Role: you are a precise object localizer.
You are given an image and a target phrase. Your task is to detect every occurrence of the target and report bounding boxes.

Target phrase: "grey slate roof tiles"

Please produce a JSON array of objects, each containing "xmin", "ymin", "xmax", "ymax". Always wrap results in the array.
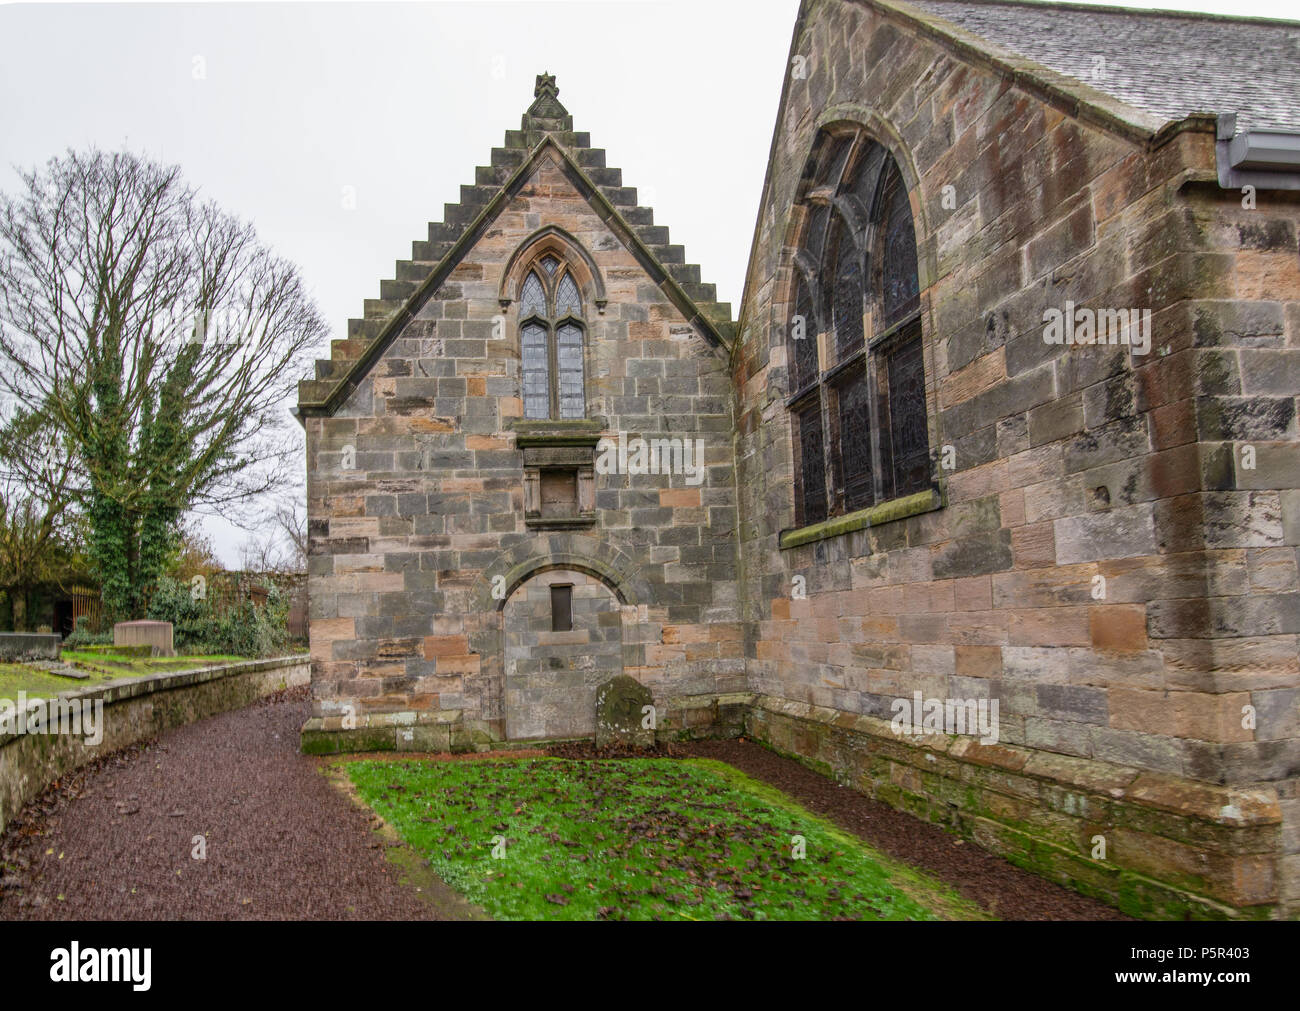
[{"xmin": 907, "ymin": 0, "xmax": 1300, "ymax": 134}]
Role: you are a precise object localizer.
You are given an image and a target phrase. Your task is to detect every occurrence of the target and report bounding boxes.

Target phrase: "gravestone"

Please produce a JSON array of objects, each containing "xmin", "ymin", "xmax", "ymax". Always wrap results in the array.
[
  {"xmin": 595, "ymin": 675, "xmax": 655, "ymax": 748},
  {"xmin": 113, "ymin": 620, "xmax": 174, "ymax": 657},
  {"xmin": 0, "ymin": 633, "xmax": 60, "ymax": 662}
]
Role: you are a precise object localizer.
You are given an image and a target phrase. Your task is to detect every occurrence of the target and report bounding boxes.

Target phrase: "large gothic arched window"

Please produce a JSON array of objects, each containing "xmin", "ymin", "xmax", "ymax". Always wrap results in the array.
[
  {"xmin": 786, "ymin": 129, "xmax": 930, "ymax": 527},
  {"xmin": 520, "ymin": 253, "xmax": 586, "ymax": 420}
]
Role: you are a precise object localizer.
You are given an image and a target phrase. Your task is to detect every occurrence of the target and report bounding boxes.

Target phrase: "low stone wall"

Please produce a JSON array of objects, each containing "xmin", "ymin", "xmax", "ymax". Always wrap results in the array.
[
  {"xmin": 745, "ymin": 695, "xmax": 1285, "ymax": 920},
  {"xmin": 0, "ymin": 633, "xmax": 60, "ymax": 662},
  {"xmin": 300, "ymin": 689, "xmax": 753, "ymax": 754},
  {"xmin": 0, "ymin": 656, "xmax": 310, "ymax": 835}
]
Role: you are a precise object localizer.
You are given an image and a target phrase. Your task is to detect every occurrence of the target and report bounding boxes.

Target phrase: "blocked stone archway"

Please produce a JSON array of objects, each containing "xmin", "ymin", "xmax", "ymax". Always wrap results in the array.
[{"xmin": 503, "ymin": 568, "xmax": 623, "ymax": 741}]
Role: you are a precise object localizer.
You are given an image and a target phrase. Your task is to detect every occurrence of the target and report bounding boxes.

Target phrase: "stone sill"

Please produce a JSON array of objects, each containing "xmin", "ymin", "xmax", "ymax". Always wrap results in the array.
[
  {"xmin": 779, "ymin": 487, "xmax": 942, "ymax": 550},
  {"xmin": 525, "ymin": 513, "xmax": 597, "ymax": 530},
  {"xmin": 511, "ymin": 418, "xmax": 605, "ymax": 448}
]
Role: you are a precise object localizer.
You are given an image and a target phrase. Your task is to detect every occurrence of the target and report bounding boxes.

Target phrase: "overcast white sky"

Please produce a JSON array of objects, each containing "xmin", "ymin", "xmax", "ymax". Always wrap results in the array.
[{"xmin": 1, "ymin": 0, "xmax": 1294, "ymax": 565}]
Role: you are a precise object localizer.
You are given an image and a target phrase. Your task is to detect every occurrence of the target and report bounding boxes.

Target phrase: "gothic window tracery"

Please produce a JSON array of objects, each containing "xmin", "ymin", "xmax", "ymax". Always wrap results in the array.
[
  {"xmin": 787, "ymin": 129, "xmax": 931, "ymax": 526},
  {"xmin": 518, "ymin": 255, "xmax": 586, "ymax": 420}
]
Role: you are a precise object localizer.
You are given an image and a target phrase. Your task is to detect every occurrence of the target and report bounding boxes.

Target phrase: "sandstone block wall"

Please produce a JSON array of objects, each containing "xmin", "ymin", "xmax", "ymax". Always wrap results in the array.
[
  {"xmin": 732, "ymin": 0, "xmax": 1300, "ymax": 916},
  {"xmin": 302, "ymin": 126, "xmax": 743, "ymax": 752},
  {"xmin": 297, "ymin": 6, "xmax": 1299, "ymax": 918}
]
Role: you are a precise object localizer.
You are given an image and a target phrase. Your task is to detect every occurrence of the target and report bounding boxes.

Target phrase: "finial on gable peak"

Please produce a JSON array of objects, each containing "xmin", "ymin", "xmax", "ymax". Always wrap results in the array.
[{"xmin": 524, "ymin": 70, "xmax": 570, "ymax": 128}]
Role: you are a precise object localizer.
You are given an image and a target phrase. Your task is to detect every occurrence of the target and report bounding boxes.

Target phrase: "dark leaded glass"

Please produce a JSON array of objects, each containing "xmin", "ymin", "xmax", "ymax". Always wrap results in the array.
[
  {"xmin": 832, "ymin": 224, "xmax": 865, "ymax": 361},
  {"xmin": 886, "ymin": 332, "xmax": 930, "ymax": 497},
  {"xmin": 555, "ymin": 273, "xmax": 582, "ymax": 317},
  {"xmin": 837, "ymin": 369, "xmax": 873, "ymax": 511},
  {"xmin": 789, "ymin": 131, "xmax": 931, "ymax": 529},
  {"xmin": 556, "ymin": 323, "xmax": 584, "ymax": 419},
  {"xmin": 798, "ymin": 399, "xmax": 827, "ymax": 526},
  {"xmin": 791, "ymin": 276, "xmax": 818, "ymax": 391},
  {"xmin": 540, "ymin": 255, "xmax": 560, "ymax": 275},
  {"xmin": 851, "ymin": 142, "xmax": 886, "ymax": 208},
  {"xmin": 520, "ymin": 271, "xmax": 547, "ymax": 318},
  {"xmin": 521, "ymin": 322, "xmax": 550, "ymax": 419},
  {"xmin": 822, "ymin": 135, "xmax": 854, "ymax": 188},
  {"xmin": 804, "ymin": 203, "xmax": 831, "ymax": 263},
  {"xmin": 881, "ymin": 173, "xmax": 920, "ymax": 328}
]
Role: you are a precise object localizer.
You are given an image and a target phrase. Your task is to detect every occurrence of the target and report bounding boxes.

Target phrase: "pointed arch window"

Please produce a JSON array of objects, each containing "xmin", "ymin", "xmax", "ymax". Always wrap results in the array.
[
  {"xmin": 786, "ymin": 129, "xmax": 931, "ymax": 528},
  {"xmin": 518, "ymin": 258, "xmax": 586, "ymax": 420}
]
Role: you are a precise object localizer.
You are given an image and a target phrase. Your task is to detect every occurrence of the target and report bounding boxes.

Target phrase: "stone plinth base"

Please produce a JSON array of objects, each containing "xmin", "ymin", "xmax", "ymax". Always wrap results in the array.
[
  {"xmin": 300, "ymin": 690, "xmax": 754, "ymax": 755},
  {"xmin": 746, "ymin": 695, "xmax": 1285, "ymax": 921}
]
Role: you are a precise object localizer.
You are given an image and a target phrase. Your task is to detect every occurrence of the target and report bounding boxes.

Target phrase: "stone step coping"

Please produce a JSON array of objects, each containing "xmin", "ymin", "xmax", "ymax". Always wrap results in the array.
[
  {"xmin": 302, "ymin": 131, "xmax": 736, "ymax": 412},
  {"xmin": 751, "ymin": 694, "xmax": 1281, "ymax": 828},
  {"xmin": 0, "ymin": 655, "xmax": 310, "ymax": 748}
]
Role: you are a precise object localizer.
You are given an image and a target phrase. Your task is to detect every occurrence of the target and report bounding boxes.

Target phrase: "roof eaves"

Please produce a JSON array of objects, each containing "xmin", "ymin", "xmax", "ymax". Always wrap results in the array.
[{"xmin": 865, "ymin": 0, "xmax": 1175, "ymax": 146}]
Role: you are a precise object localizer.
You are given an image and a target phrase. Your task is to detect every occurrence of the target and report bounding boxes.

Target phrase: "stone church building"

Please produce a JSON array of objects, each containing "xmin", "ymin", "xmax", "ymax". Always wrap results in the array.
[{"xmin": 297, "ymin": 1, "xmax": 1300, "ymax": 919}]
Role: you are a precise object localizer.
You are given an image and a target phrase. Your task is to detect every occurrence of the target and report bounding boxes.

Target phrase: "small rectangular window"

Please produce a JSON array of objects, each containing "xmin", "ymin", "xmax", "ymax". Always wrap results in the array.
[{"xmin": 550, "ymin": 584, "xmax": 573, "ymax": 632}]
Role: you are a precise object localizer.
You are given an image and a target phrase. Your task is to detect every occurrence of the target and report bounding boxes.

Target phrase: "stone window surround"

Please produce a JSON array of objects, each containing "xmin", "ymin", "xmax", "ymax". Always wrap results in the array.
[
  {"xmin": 499, "ymin": 228, "xmax": 608, "ymax": 424},
  {"xmin": 499, "ymin": 230, "xmax": 609, "ymax": 526},
  {"xmin": 514, "ymin": 419, "xmax": 602, "ymax": 529},
  {"xmin": 783, "ymin": 124, "xmax": 939, "ymax": 549},
  {"xmin": 518, "ymin": 258, "xmax": 587, "ymax": 421}
]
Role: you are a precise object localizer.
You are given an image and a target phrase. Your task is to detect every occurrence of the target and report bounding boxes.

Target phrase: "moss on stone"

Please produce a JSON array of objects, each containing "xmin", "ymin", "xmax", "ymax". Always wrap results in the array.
[{"xmin": 779, "ymin": 488, "xmax": 942, "ymax": 549}]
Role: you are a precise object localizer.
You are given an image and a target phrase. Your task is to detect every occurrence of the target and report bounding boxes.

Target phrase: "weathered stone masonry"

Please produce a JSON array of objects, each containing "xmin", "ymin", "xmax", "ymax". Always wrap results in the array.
[
  {"xmin": 299, "ymin": 4, "xmax": 1300, "ymax": 920},
  {"xmin": 733, "ymin": 0, "xmax": 1300, "ymax": 919},
  {"xmin": 298, "ymin": 78, "xmax": 745, "ymax": 755}
]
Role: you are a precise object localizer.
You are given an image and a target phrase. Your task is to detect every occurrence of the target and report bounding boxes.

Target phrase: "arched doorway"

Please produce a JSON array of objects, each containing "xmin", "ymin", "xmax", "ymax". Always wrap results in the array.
[{"xmin": 503, "ymin": 568, "xmax": 624, "ymax": 740}]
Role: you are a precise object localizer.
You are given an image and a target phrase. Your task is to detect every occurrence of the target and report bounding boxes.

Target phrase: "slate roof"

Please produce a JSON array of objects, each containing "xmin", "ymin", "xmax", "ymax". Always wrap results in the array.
[
  {"xmin": 905, "ymin": 0, "xmax": 1300, "ymax": 135},
  {"xmin": 297, "ymin": 75, "xmax": 733, "ymax": 415}
]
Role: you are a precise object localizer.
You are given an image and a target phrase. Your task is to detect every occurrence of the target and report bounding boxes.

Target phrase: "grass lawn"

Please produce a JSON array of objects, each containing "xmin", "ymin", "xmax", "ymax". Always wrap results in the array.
[
  {"xmin": 0, "ymin": 652, "xmax": 249, "ymax": 701},
  {"xmin": 346, "ymin": 756, "xmax": 989, "ymax": 921}
]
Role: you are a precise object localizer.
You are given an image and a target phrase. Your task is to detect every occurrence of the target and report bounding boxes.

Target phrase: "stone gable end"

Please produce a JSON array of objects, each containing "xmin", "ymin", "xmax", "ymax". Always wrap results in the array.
[{"xmin": 303, "ymin": 136, "xmax": 743, "ymax": 754}]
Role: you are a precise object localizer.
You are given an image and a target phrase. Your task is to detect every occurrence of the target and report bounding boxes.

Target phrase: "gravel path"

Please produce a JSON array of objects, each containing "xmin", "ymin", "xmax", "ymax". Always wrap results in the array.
[{"xmin": 0, "ymin": 686, "xmax": 441, "ymax": 920}]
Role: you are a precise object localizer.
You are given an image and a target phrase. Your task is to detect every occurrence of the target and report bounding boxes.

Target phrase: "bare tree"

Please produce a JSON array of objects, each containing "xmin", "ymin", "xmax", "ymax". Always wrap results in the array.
[
  {"xmin": 237, "ymin": 498, "xmax": 307, "ymax": 574},
  {"xmin": 0, "ymin": 149, "xmax": 328, "ymax": 618},
  {"xmin": 273, "ymin": 499, "xmax": 308, "ymax": 572}
]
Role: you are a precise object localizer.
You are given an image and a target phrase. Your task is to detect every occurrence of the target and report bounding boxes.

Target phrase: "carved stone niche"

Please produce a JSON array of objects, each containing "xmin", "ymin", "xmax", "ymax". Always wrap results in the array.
[{"xmin": 513, "ymin": 420, "xmax": 602, "ymax": 529}]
